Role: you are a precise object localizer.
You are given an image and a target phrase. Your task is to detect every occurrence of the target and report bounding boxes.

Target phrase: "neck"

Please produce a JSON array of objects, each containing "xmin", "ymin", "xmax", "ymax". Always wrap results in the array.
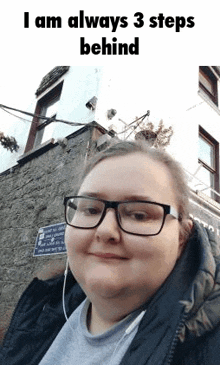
[
  {"xmin": 87, "ymin": 294, "xmax": 146, "ymax": 335},
  {"xmin": 87, "ymin": 305, "xmax": 109, "ymax": 334}
]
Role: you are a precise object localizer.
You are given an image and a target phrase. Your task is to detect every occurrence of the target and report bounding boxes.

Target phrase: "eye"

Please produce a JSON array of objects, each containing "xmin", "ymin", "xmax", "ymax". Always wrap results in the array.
[
  {"xmin": 83, "ymin": 207, "xmax": 101, "ymax": 215},
  {"xmin": 125, "ymin": 211, "xmax": 150, "ymax": 222},
  {"xmin": 120, "ymin": 202, "xmax": 163, "ymax": 222},
  {"xmin": 132, "ymin": 212, "xmax": 149, "ymax": 221},
  {"xmin": 77, "ymin": 202, "xmax": 103, "ymax": 216}
]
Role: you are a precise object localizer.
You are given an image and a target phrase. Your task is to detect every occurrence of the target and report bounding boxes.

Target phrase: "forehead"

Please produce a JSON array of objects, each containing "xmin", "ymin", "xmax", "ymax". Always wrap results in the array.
[{"xmin": 79, "ymin": 153, "xmax": 177, "ymax": 206}]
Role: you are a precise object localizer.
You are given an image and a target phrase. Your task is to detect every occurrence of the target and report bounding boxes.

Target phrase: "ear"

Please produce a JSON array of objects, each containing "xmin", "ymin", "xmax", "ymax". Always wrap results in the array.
[{"xmin": 178, "ymin": 218, "xmax": 194, "ymax": 258}]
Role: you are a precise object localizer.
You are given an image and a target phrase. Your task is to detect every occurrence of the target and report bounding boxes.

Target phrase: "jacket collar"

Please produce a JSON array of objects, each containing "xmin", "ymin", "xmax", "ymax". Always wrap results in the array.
[
  {"xmin": 120, "ymin": 221, "xmax": 220, "ymax": 364},
  {"xmin": 178, "ymin": 221, "xmax": 220, "ymax": 341}
]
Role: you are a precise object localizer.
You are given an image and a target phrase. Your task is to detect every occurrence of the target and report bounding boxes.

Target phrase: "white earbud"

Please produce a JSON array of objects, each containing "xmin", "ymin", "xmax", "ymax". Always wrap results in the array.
[
  {"xmin": 62, "ymin": 258, "xmax": 69, "ymax": 322},
  {"xmin": 62, "ymin": 257, "xmax": 146, "ymax": 348},
  {"xmin": 125, "ymin": 310, "xmax": 146, "ymax": 334}
]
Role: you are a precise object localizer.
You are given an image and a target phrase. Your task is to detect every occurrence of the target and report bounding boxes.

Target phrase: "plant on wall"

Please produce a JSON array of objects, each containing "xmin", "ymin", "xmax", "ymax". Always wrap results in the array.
[
  {"xmin": 135, "ymin": 119, "xmax": 173, "ymax": 148},
  {"xmin": 0, "ymin": 132, "xmax": 19, "ymax": 152}
]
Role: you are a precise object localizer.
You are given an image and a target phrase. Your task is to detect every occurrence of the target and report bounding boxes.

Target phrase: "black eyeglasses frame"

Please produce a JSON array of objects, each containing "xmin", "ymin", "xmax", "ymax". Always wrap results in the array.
[{"xmin": 63, "ymin": 195, "xmax": 180, "ymax": 237}]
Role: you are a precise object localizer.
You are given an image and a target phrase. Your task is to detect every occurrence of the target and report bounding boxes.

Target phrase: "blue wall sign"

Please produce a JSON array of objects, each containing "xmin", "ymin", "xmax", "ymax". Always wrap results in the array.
[{"xmin": 34, "ymin": 222, "xmax": 67, "ymax": 256}]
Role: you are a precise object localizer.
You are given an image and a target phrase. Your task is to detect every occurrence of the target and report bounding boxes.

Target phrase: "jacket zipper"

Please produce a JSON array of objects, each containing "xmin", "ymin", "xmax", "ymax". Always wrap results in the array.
[{"xmin": 165, "ymin": 310, "xmax": 188, "ymax": 365}]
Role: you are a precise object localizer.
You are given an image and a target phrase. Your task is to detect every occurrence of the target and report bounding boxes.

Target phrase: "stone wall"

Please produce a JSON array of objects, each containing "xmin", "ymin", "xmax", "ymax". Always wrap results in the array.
[{"xmin": 0, "ymin": 122, "xmax": 106, "ymax": 343}]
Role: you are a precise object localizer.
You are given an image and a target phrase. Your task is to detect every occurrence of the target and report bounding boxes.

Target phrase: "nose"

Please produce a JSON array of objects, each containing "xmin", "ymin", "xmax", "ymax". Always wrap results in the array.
[{"xmin": 95, "ymin": 208, "xmax": 121, "ymax": 243}]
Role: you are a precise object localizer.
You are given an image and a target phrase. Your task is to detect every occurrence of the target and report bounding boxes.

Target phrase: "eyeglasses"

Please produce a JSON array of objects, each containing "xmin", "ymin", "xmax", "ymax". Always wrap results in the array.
[{"xmin": 64, "ymin": 196, "xmax": 179, "ymax": 237}]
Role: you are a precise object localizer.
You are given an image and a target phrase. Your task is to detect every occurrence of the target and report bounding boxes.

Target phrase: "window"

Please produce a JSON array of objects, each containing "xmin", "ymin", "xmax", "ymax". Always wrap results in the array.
[
  {"xmin": 34, "ymin": 94, "xmax": 60, "ymax": 147},
  {"xmin": 25, "ymin": 82, "xmax": 63, "ymax": 153},
  {"xmin": 197, "ymin": 127, "xmax": 219, "ymax": 200},
  {"xmin": 199, "ymin": 66, "xmax": 218, "ymax": 106}
]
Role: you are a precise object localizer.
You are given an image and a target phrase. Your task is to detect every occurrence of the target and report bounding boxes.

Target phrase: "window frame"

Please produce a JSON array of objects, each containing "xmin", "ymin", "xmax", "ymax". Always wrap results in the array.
[
  {"xmin": 24, "ymin": 81, "xmax": 63, "ymax": 153},
  {"xmin": 199, "ymin": 66, "xmax": 218, "ymax": 106},
  {"xmin": 198, "ymin": 126, "xmax": 219, "ymax": 201}
]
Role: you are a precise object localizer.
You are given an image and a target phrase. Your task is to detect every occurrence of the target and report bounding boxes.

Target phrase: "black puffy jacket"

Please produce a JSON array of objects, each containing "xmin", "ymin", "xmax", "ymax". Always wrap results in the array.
[{"xmin": 1, "ymin": 222, "xmax": 220, "ymax": 365}]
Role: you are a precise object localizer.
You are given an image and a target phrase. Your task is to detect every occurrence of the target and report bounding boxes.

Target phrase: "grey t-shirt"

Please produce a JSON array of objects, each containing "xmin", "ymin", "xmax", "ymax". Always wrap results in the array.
[{"xmin": 39, "ymin": 298, "xmax": 145, "ymax": 365}]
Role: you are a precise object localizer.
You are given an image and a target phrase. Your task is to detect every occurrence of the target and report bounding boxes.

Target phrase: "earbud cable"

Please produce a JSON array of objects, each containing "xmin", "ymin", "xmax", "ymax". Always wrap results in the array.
[
  {"xmin": 62, "ymin": 258, "xmax": 69, "ymax": 323},
  {"xmin": 62, "ymin": 258, "xmax": 146, "ymax": 363}
]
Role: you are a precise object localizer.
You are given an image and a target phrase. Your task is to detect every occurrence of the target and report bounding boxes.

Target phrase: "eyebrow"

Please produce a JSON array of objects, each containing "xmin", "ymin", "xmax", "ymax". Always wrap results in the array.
[{"xmin": 78, "ymin": 192, "xmax": 156, "ymax": 202}]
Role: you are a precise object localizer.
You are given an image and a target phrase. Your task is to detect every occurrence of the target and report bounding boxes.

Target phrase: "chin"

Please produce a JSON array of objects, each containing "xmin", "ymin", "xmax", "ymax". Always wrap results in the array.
[{"xmin": 83, "ymin": 271, "xmax": 127, "ymax": 299}]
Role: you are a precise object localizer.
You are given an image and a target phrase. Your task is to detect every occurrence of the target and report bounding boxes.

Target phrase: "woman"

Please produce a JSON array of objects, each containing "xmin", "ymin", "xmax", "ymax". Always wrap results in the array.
[{"xmin": 1, "ymin": 140, "xmax": 220, "ymax": 364}]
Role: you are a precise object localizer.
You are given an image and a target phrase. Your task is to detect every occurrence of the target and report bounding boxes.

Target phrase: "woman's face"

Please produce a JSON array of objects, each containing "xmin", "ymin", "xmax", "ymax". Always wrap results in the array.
[{"xmin": 65, "ymin": 153, "xmax": 184, "ymax": 307}]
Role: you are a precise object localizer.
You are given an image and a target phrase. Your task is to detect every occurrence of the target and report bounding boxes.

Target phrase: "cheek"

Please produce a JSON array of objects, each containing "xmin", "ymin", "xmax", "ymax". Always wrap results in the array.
[
  {"xmin": 153, "ymin": 227, "xmax": 182, "ymax": 272},
  {"xmin": 131, "ymin": 226, "xmax": 182, "ymax": 272},
  {"xmin": 65, "ymin": 226, "xmax": 91, "ymax": 252},
  {"xmin": 64, "ymin": 226, "xmax": 75, "ymax": 254},
  {"xmin": 64, "ymin": 226, "xmax": 93, "ymax": 275}
]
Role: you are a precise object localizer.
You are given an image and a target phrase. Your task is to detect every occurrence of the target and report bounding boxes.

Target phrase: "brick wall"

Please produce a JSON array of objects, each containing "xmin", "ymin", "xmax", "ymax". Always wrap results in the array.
[{"xmin": 0, "ymin": 123, "xmax": 106, "ymax": 343}]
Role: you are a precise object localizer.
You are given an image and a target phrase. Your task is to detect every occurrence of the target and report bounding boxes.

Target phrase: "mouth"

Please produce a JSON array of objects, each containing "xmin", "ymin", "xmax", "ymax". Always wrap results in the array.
[{"xmin": 91, "ymin": 252, "xmax": 127, "ymax": 260}]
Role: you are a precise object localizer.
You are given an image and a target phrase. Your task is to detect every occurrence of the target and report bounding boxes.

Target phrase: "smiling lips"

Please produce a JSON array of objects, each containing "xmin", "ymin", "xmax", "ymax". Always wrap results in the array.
[{"xmin": 91, "ymin": 252, "xmax": 127, "ymax": 259}]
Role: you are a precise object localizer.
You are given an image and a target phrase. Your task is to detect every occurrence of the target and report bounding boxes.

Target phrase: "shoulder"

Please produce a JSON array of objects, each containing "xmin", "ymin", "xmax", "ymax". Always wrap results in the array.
[
  {"xmin": 4, "ymin": 270, "xmax": 83, "ymax": 330},
  {"xmin": 0, "ymin": 272, "xmax": 85, "ymax": 365}
]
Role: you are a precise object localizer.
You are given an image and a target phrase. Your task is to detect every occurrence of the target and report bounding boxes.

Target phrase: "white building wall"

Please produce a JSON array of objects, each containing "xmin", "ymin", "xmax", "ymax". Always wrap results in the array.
[
  {"xmin": 95, "ymin": 65, "xmax": 200, "ymax": 168},
  {"xmin": 94, "ymin": 65, "xmax": 220, "ymax": 201},
  {"xmin": 45, "ymin": 66, "xmax": 104, "ymax": 141},
  {"xmin": 0, "ymin": 66, "xmax": 104, "ymax": 174},
  {"xmin": 2, "ymin": 64, "xmax": 220, "ymax": 199}
]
